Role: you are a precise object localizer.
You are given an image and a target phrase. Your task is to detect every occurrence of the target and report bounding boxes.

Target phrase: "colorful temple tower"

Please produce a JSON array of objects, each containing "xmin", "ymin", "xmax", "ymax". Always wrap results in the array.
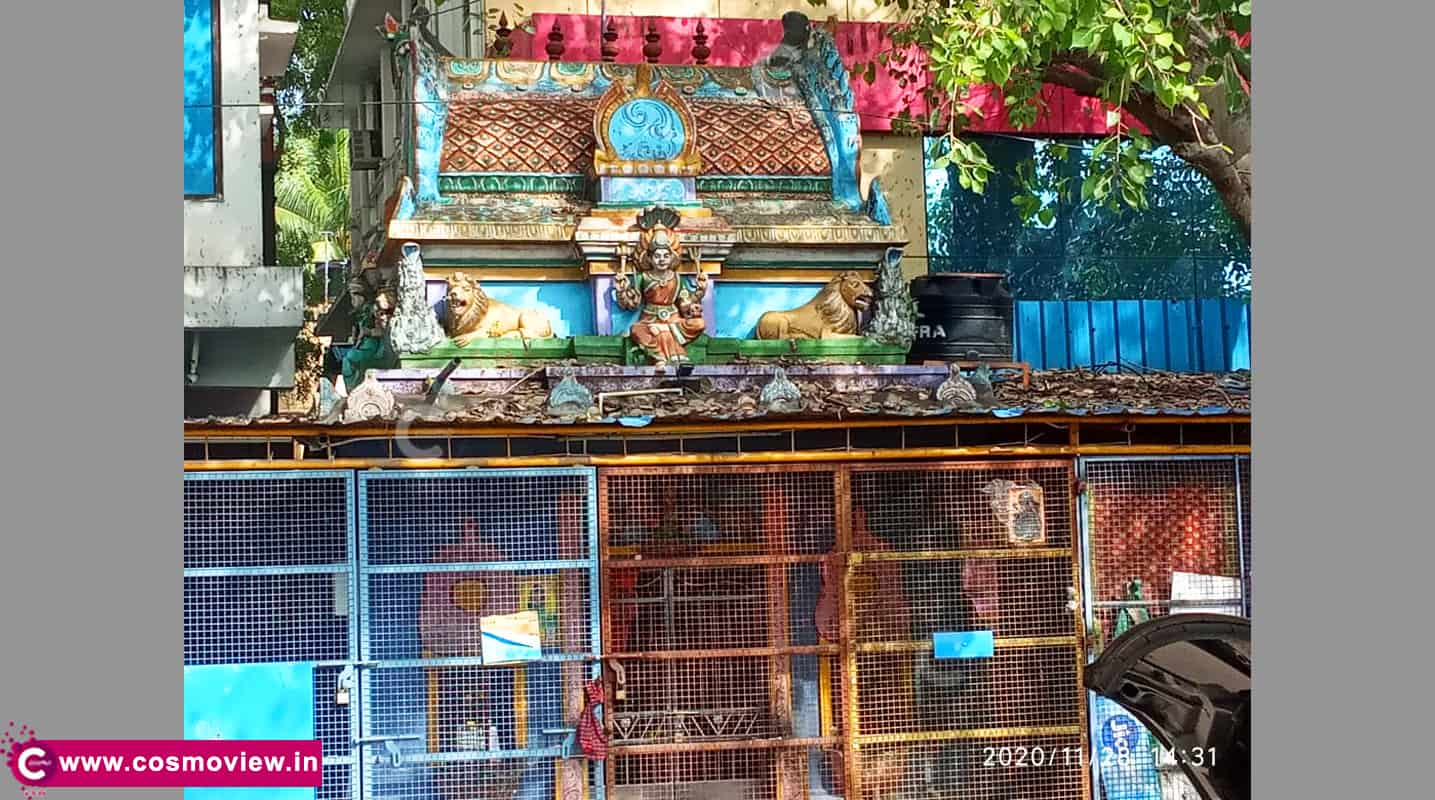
[{"xmin": 334, "ymin": 10, "xmax": 916, "ymax": 385}]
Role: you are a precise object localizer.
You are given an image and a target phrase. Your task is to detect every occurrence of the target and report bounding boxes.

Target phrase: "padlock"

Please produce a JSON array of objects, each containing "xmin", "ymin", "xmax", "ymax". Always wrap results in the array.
[{"xmin": 336, "ymin": 685, "xmax": 351, "ymax": 706}]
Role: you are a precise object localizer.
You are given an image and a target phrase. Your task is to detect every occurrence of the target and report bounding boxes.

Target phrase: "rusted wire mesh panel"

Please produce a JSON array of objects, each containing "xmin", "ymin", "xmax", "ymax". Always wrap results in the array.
[
  {"xmin": 850, "ymin": 556, "xmax": 1075, "ymax": 642},
  {"xmin": 604, "ymin": 468, "xmax": 838, "ymax": 557},
  {"xmin": 609, "ymin": 656, "xmax": 778, "ymax": 744},
  {"xmin": 851, "ymin": 463, "xmax": 1075, "ymax": 552},
  {"xmin": 847, "ymin": 461, "xmax": 1084, "ymax": 800},
  {"xmin": 855, "ymin": 647, "xmax": 1080, "ymax": 735},
  {"xmin": 607, "ymin": 565, "xmax": 774, "ymax": 654},
  {"xmin": 601, "ymin": 466, "xmax": 843, "ymax": 800},
  {"xmin": 856, "ymin": 734, "xmax": 1088, "ymax": 800},
  {"xmin": 610, "ymin": 748, "xmax": 779, "ymax": 799},
  {"xmin": 1084, "ymin": 458, "xmax": 1244, "ymax": 646},
  {"xmin": 1083, "ymin": 457, "xmax": 1243, "ymax": 800}
]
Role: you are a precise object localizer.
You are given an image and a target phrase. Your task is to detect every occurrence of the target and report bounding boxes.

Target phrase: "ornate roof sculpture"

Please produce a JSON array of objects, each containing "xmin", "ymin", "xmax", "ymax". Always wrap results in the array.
[
  {"xmin": 333, "ymin": 9, "xmax": 919, "ymax": 384},
  {"xmin": 387, "ymin": 11, "xmax": 904, "ymax": 264}
]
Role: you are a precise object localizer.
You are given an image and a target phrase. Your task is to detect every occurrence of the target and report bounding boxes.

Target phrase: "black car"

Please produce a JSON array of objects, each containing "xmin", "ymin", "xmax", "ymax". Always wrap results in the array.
[{"xmin": 1084, "ymin": 613, "xmax": 1251, "ymax": 800}]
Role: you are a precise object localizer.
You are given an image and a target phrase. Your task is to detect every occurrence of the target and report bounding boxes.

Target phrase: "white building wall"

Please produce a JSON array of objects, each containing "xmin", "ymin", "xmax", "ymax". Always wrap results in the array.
[{"xmin": 184, "ymin": 0, "xmax": 263, "ymax": 270}]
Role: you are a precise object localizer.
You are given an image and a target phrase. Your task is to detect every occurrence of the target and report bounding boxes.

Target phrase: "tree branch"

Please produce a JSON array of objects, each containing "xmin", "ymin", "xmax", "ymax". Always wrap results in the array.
[{"xmin": 1042, "ymin": 55, "xmax": 1251, "ymax": 242}]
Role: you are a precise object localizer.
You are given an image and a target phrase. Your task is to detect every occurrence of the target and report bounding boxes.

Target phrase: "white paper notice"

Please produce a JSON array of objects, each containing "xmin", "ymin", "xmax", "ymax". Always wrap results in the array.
[{"xmin": 1169, "ymin": 571, "xmax": 1242, "ymax": 616}]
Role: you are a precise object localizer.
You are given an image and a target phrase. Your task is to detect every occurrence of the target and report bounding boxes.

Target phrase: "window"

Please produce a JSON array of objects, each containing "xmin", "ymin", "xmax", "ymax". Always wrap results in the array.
[
  {"xmin": 924, "ymin": 135, "xmax": 1250, "ymax": 301},
  {"xmin": 184, "ymin": 0, "xmax": 221, "ymax": 197}
]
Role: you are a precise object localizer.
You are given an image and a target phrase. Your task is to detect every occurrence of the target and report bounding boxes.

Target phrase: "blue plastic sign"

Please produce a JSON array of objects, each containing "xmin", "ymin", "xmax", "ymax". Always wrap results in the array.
[
  {"xmin": 1093, "ymin": 695, "xmax": 1163, "ymax": 800},
  {"xmin": 932, "ymin": 630, "xmax": 995, "ymax": 659}
]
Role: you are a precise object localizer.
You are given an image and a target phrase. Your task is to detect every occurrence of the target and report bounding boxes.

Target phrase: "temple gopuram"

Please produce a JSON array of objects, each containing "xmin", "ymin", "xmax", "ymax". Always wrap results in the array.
[{"xmin": 182, "ymin": 8, "xmax": 1251, "ymax": 800}]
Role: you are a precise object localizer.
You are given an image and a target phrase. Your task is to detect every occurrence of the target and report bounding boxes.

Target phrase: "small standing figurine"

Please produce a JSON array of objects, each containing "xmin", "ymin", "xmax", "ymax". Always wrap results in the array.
[
  {"xmin": 341, "ymin": 249, "xmax": 397, "ymax": 389},
  {"xmin": 613, "ymin": 207, "xmax": 708, "ymax": 366}
]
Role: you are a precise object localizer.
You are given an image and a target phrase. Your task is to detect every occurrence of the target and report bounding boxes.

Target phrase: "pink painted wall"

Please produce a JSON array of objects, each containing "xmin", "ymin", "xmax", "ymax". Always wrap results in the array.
[{"xmin": 508, "ymin": 14, "xmax": 1144, "ymax": 136}]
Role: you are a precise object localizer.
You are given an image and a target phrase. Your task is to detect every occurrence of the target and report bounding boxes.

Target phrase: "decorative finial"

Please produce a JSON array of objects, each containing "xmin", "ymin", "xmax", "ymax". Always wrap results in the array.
[
  {"xmin": 547, "ymin": 373, "xmax": 595, "ymax": 418},
  {"xmin": 546, "ymin": 20, "xmax": 566, "ymax": 61},
  {"xmin": 601, "ymin": 19, "xmax": 620, "ymax": 62},
  {"xmin": 759, "ymin": 368, "xmax": 803, "ymax": 414},
  {"xmin": 643, "ymin": 19, "xmax": 662, "ymax": 64},
  {"xmin": 340, "ymin": 372, "xmax": 397, "ymax": 424},
  {"xmin": 691, "ymin": 20, "xmax": 710, "ymax": 65},
  {"xmin": 491, "ymin": 13, "xmax": 513, "ymax": 58},
  {"xmin": 934, "ymin": 362, "xmax": 977, "ymax": 407}
]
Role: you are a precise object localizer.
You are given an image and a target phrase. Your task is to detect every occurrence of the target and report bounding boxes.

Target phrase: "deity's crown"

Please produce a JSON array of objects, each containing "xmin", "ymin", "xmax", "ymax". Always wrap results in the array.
[{"xmin": 636, "ymin": 206, "xmax": 684, "ymax": 256}]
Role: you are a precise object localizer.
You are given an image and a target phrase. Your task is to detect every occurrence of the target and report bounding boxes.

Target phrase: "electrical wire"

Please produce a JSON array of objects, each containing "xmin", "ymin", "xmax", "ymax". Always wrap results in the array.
[{"xmin": 184, "ymin": 95, "xmax": 1127, "ymax": 146}]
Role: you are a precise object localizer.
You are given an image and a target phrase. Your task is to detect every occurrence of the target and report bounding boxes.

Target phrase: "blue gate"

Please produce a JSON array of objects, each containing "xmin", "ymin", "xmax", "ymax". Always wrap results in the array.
[
  {"xmin": 182, "ymin": 470, "xmax": 360, "ymax": 800},
  {"xmin": 184, "ymin": 468, "xmax": 603, "ymax": 800},
  {"xmin": 356, "ymin": 468, "xmax": 603, "ymax": 800}
]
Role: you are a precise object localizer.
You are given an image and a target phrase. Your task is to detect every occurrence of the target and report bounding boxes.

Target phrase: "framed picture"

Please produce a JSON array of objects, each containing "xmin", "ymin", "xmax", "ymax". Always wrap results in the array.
[{"xmin": 1005, "ymin": 483, "xmax": 1046, "ymax": 546}]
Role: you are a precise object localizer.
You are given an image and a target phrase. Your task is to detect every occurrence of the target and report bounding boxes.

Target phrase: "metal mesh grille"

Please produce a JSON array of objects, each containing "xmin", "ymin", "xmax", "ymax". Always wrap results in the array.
[
  {"xmin": 855, "ymin": 647, "xmax": 1080, "ymax": 735},
  {"xmin": 182, "ymin": 472, "xmax": 357, "ymax": 798},
  {"xmin": 184, "ymin": 474, "xmax": 350, "ymax": 569},
  {"xmin": 182, "ymin": 472, "xmax": 354, "ymax": 665},
  {"xmin": 359, "ymin": 469, "xmax": 600, "ymax": 800},
  {"xmin": 602, "ymin": 466, "xmax": 843, "ymax": 800},
  {"xmin": 848, "ymin": 462, "xmax": 1084, "ymax": 800},
  {"xmin": 601, "ymin": 462, "xmax": 1085, "ymax": 800},
  {"xmin": 1084, "ymin": 458, "xmax": 1244, "ymax": 643},
  {"xmin": 1083, "ymin": 457, "xmax": 1245, "ymax": 800},
  {"xmin": 857, "ymin": 734, "xmax": 1088, "ymax": 800}
]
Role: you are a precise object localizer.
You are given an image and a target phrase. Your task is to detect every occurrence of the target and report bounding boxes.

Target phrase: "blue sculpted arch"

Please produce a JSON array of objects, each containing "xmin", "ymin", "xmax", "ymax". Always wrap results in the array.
[{"xmin": 607, "ymin": 99, "xmax": 687, "ymax": 162}]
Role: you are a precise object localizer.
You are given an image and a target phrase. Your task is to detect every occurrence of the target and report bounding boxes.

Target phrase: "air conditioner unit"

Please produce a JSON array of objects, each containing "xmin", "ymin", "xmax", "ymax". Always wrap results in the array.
[{"xmin": 350, "ymin": 129, "xmax": 382, "ymax": 170}]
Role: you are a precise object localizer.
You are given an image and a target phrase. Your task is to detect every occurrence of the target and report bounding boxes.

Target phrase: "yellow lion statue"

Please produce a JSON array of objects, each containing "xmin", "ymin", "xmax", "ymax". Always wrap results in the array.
[
  {"xmin": 754, "ymin": 270, "xmax": 874, "ymax": 340},
  {"xmin": 443, "ymin": 273, "xmax": 555, "ymax": 345}
]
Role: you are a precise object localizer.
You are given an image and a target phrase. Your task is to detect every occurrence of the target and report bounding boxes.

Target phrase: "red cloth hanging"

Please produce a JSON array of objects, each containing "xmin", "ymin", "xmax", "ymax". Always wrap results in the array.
[{"xmin": 576, "ymin": 678, "xmax": 608, "ymax": 760}]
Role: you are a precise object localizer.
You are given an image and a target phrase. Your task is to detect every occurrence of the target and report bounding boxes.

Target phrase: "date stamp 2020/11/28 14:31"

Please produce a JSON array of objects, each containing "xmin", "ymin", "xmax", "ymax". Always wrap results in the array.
[{"xmin": 980, "ymin": 744, "xmax": 1217, "ymax": 769}]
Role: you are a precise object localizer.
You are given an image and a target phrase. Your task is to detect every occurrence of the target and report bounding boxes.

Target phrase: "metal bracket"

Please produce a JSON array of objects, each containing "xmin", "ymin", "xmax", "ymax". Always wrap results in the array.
[
  {"xmin": 542, "ymin": 727, "xmax": 578, "ymax": 759},
  {"xmin": 355, "ymin": 734, "xmax": 422, "ymax": 768}
]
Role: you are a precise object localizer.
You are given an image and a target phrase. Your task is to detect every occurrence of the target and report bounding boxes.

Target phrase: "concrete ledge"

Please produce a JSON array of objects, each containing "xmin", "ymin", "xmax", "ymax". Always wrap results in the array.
[{"xmin": 184, "ymin": 265, "xmax": 305, "ymax": 329}]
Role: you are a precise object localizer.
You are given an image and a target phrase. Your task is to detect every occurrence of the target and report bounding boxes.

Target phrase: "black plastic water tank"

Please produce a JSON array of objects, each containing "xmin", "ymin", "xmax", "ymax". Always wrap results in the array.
[{"xmin": 908, "ymin": 273, "xmax": 1015, "ymax": 362}]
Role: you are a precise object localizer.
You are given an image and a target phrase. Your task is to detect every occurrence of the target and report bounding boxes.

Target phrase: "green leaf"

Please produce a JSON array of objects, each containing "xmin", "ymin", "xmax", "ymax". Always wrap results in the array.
[
  {"xmin": 1071, "ymin": 27, "xmax": 1095, "ymax": 48},
  {"xmin": 1105, "ymin": 7, "xmax": 1125, "ymax": 19},
  {"xmin": 1155, "ymin": 55, "xmax": 1174, "ymax": 70},
  {"xmin": 990, "ymin": 58, "xmax": 1012, "ymax": 86},
  {"xmin": 1238, "ymin": 1, "xmax": 1252, "ymax": 14},
  {"xmin": 1038, "ymin": 207, "xmax": 1057, "ymax": 226},
  {"xmin": 1112, "ymin": 22, "xmax": 1134, "ymax": 47},
  {"xmin": 1155, "ymin": 31, "xmax": 1174, "ymax": 47},
  {"xmin": 1081, "ymin": 173, "xmax": 1099, "ymax": 202},
  {"xmin": 1155, "ymin": 80, "xmax": 1177, "ymax": 107},
  {"xmin": 1121, "ymin": 184, "xmax": 1143, "ymax": 209}
]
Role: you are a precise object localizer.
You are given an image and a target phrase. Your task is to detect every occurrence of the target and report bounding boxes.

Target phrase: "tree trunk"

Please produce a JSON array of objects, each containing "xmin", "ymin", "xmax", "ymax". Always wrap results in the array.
[{"xmin": 1043, "ymin": 61, "xmax": 1252, "ymax": 243}]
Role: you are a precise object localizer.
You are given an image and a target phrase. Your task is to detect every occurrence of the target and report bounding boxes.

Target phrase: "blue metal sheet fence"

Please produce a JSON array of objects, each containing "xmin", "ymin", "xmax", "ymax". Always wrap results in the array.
[
  {"xmin": 1014, "ymin": 299, "xmax": 1251, "ymax": 372},
  {"xmin": 357, "ymin": 468, "xmax": 603, "ymax": 800},
  {"xmin": 182, "ymin": 470, "xmax": 360, "ymax": 800}
]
